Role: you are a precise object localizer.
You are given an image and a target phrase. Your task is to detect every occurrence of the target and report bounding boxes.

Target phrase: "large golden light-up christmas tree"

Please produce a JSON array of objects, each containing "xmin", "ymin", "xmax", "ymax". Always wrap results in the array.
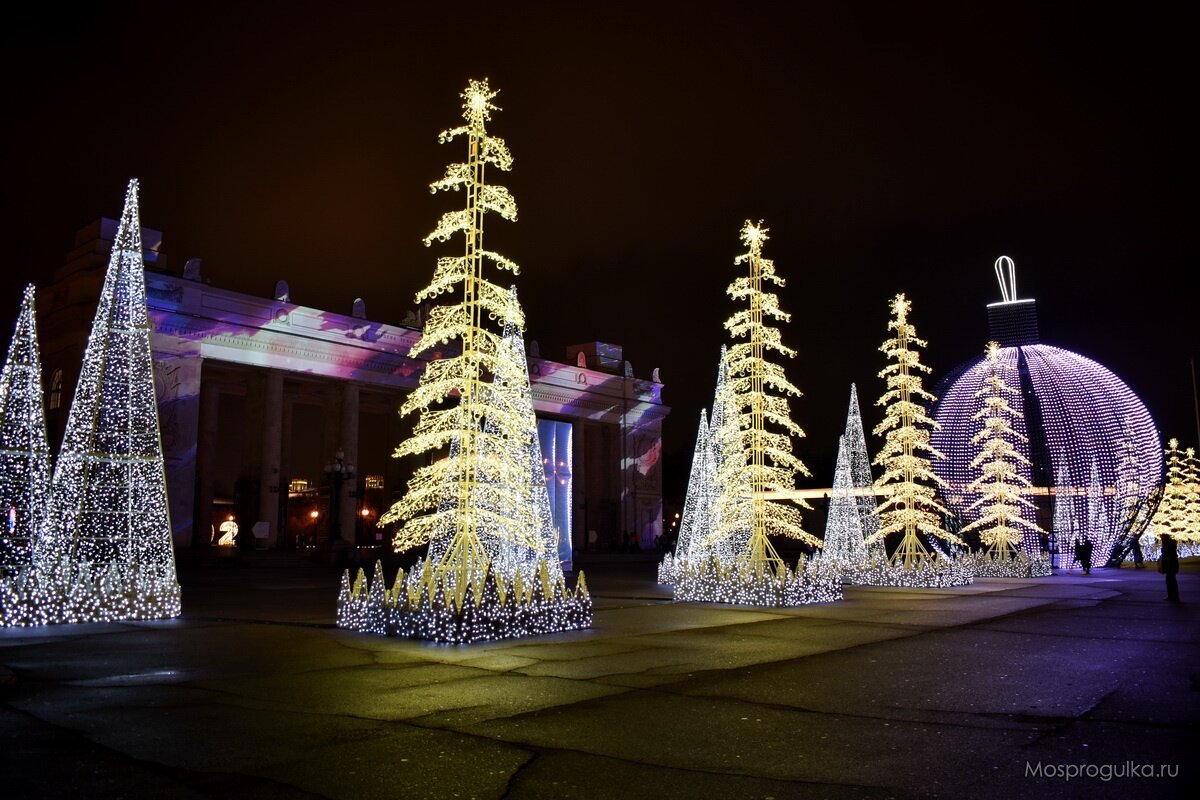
[
  {"xmin": 674, "ymin": 222, "xmax": 839, "ymax": 606},
  {"xmin": 863, "ymin": 293, "xmax": 972, "ymax": 587},
  {"xmin": 959, "ymin": 342, "xmax": 1048, "ymax": 576},
  {"xmin": 338, "ymin": 80, "xmax": 589, "ymax": 642}
]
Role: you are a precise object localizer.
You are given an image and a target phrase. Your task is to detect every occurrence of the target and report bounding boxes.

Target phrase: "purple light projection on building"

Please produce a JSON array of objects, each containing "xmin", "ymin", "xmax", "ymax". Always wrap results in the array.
[{"xmin": 931, "ymin": 280, "xmax": 1162, "ymax": 564}]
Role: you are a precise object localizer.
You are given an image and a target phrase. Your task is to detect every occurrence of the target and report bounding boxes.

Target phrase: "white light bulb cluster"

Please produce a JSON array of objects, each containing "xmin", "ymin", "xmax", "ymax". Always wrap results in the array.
[
  {"xmin": 336, "ymin": 558, "xmax": 590, "ymax": 644},
  {"xmin": 1, "ymin": 180, "xmax": 180, "ymax": 627},
  {"xmin": 846, "ymin": 553, "xmax": 976, "ymax": 588},
  {"xmin": 822, "ymin": 385, "xmax": 887, "ymax": 580}
]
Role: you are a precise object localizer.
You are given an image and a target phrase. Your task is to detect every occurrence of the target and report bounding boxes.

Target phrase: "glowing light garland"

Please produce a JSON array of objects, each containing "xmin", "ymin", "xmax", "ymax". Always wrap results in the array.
[
  {"xmin": 957, "ymin": 343, "xmax": 1047, "ymax": 576},
  {"xmin": 352, "ymin": 80, "xmax": 588, "ymax": 642},
  {"xmin": 3, "ymin": 180, "xmax": 180, "ymax": 626},
  {"xmin": 0, "ymin": 286, "xmax": 51, "ymax": 573},
  {"xmin": 864, "ymin": 294, "xmax": 972, "ymax": 587}
]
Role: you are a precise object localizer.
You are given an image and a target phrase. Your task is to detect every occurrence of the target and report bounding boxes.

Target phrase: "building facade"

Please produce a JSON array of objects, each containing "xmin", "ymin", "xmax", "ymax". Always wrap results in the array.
[{"xmin": 37, "ymin": 220, "xmax": 668, "ymax": 567}]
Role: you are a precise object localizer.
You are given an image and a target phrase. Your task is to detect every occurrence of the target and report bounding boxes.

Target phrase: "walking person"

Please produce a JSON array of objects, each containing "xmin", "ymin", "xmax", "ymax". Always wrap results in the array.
[
  {"xmin": 1130, "ymin": 532, "xmax": 1145, "ymax": 569},
  {"xmin": 1161, "ymin": 533, "xmax": 1181, "ymax": 603},
  {"xmin": 1073, "ymin": 535, "xmax": 1093, "ymax": 574}
]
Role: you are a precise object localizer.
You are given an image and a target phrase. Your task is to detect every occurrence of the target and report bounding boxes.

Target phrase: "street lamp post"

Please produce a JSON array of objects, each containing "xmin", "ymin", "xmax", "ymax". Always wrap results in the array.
[{"xmin": 324, "ymin": 448, "xmax": 356, "ymax": 552}]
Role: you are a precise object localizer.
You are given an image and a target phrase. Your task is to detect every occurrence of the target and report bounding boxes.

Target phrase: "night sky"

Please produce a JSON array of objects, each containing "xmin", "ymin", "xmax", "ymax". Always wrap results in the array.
[{"xmin": 3, "ymin": 3, "xmax": 1194, "ymax": 504}]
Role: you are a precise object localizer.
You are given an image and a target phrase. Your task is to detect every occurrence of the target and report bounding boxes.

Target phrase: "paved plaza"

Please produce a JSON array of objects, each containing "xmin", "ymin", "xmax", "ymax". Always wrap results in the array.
[{"xmin": 2, "ymin": 554, "xmax": 1197, "ymax": 799}]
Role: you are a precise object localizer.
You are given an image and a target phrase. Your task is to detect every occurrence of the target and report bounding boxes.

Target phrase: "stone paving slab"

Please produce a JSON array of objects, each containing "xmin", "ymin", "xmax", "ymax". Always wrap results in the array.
[{"xmin": 2, "ymin": 557, "xmax": 1196, "ymax": 799}]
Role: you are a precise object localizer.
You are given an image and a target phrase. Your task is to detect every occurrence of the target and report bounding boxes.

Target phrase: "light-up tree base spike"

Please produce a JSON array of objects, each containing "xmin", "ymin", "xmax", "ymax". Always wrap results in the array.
[
  {"xmin": 337, "ymin": 559, "xmax": 591, "ymax": 644},
  {"xmin": 673, "ymin": 554, "xmax": 841, "ymax": 606},
  {"xmin": 968, "ymin": 548, "xmax": 1051, "ymax": 578}
]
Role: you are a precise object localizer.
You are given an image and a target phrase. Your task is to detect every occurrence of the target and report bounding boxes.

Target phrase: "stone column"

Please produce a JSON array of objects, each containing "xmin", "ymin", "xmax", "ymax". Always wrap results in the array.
[
  {"xmin": 339, "ymin": 382, "xmax": 361, "ymax": 545},
  {"xmin": 153, "ymin": 355, "xmax": 203, "ymax": 549},
  {"xmin": 258, "ymin": 370, "xmax": 284, "ymax": 547},
  {"xmin": 194, "ymin": 380, "xmax": 220, "ymax": 548}
]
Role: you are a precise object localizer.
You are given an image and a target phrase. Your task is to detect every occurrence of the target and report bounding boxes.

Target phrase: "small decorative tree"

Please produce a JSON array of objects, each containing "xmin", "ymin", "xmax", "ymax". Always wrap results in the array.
[{"xmin": 0, "ymin": 286, "xmax": 51, "ymax": 574}]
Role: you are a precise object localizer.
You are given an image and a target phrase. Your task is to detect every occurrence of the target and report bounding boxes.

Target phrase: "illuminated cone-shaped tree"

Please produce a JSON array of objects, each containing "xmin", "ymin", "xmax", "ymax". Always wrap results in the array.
[
  {"xmin": 381, "ymin": 79, "xmax": 541, "ymax": 581},
  {"xmin": 672, "ymin": 409, "xmax": 715, "ymax": 565},
  {"xmin": 823, "ymin": 436, "xmax": 867, "ymax": 570},
  {"xmin": 40, "ymin": 180, "xmax": 179, "ymax": 618},
  {"xmin": 868, "ymin": 294, "xmax": 962, "ymax": 566},
  {"xmin": 842, "ymin": 383, "xmax": 883, "ymax": 560},
  {"xmin": 490, "ymin": 289, "xmax": 563, "ymax": 583},
  {"xmin": 704, "ymin": 221, "xmax": 817, "ymax": 577},
  {"xmin": 959, "ymin": 342, "xmax": 1045, "ymax": 558},
  {"xmin": 0, "ymin": 286, "xmax": 52, "ymax": 571}
]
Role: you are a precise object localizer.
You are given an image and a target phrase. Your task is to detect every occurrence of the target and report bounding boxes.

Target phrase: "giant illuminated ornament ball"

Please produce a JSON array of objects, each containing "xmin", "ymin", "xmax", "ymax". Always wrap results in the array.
[{"xmin": 931, "ymin": 257, "xmax": 1162, "ymax": 566}]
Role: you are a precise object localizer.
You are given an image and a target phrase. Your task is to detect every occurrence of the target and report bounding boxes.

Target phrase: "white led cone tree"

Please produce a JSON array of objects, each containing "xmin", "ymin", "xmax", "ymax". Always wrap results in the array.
[
  {"xmin": 823, "ymin": 436, "xmax": 867, "ymax": 575},
  {"xmin": 343, "ymin": 81, "xmax": 589, "ymax": 642},
  {"xmin": 863, "ymin": 294, "xmax": 972, "ymax": 587},
  {"xmin": 959, "ymin": 343, "xmax": 1049, "ymax": 577},
  {"xmin": 5, "ymin": 180, "xmax": 181, "ymax": 626},
  {"xmin": 842, "ymin": 384, "xmax": 884, "ymax": 561},
  {"xmin": 0, "ymin": 286, "xmax": 52, "ymax": 573},
  {"xmin": 674, "ymin": 223, "xmax": 839, "ymax": 606}
]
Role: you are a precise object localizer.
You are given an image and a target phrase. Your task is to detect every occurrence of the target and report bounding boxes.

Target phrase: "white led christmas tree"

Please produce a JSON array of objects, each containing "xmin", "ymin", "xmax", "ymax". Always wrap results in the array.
[
  {"xmin": 673, "ymin": 224, "xmax": 838, "ymax": 606},
  {"xmin": 0, "ymin": 286, "xmax": 51, "ymax": 573},
  {"xmin": 341, "ymin": 80, "xmax": 588, "ymax": 642},
  {"xmin": 1149, "ymin": 439, "xmax": 1196, "ymax": 544},
  {"xmin": 862, "ymin": 294, "xmax": 972, "ymax": 587},
  {"xmin": 6, "ymin": 180, "xmax": 181, "ymax": 626},
  {"xmin": 705, "ymin": 222, "xmax": 817, "ymax": 568},
  {"xmin": 959, "ymin": 342, "xmax": 1048, "ymax": 577}
]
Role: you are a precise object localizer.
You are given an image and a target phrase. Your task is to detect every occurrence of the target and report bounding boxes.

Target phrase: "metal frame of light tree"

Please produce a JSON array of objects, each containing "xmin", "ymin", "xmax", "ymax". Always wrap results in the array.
[
  {"xmin": 0, "ymin": 286, "xmax": 52, "ymax": 574},
  {"xmin": 869, "ymin": 294, "xmax": 965, "ymax": 568},
  {"xmin": 705, "ymin": 222, "xmax": 817, "ymax": 576},
  {"xmin": 959, "ymin": 342, "xmax": 1045, "ymax": 558}
]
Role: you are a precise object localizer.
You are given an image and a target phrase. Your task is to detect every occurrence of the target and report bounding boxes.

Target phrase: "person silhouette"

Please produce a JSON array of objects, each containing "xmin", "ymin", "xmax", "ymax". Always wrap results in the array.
[
  {"xmin": 1160, "ymin": 533, "xmax": 1180, "ymax": 603},
  {"xmin": 1073, "ymin": 535, "xmax": 1093, "ymax": 575}
]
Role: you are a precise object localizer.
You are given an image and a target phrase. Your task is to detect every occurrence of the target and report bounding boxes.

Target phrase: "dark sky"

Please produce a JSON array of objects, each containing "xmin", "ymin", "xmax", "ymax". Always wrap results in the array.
[{"xmin": 3, "ymin": 2, "xmax": 1194, "ymax": 504}]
